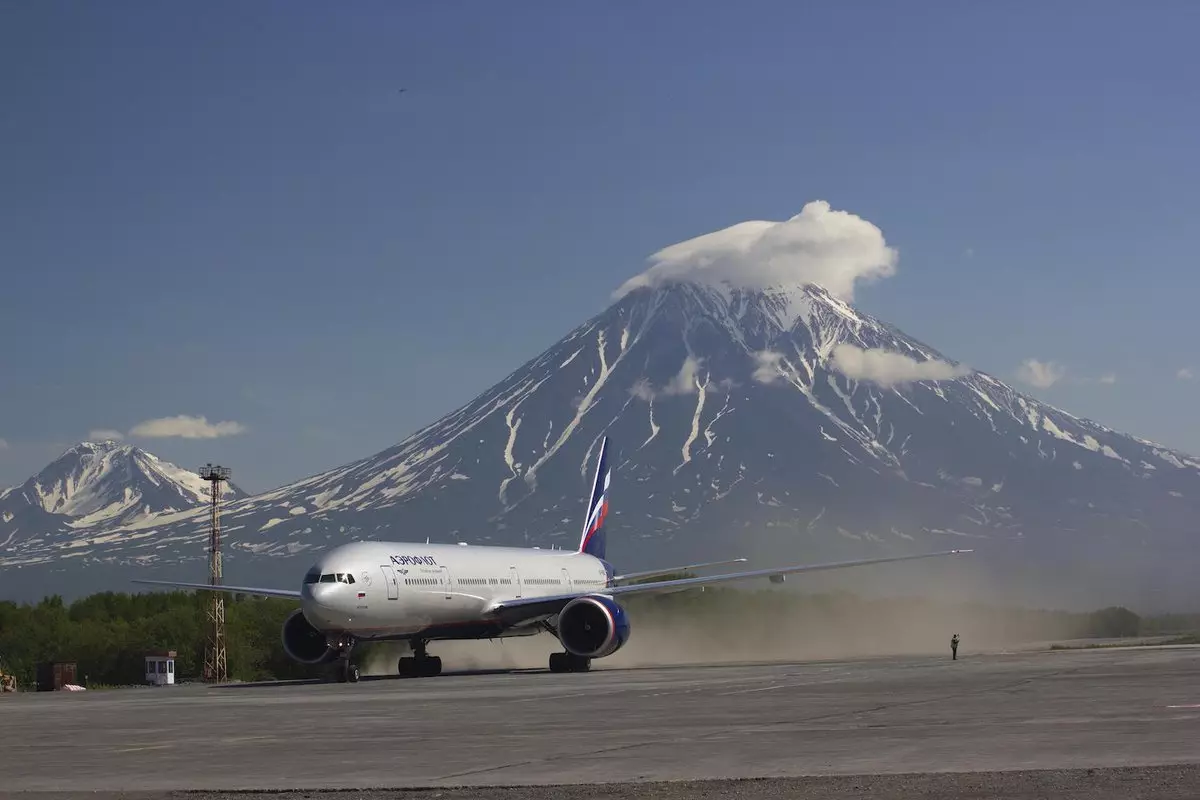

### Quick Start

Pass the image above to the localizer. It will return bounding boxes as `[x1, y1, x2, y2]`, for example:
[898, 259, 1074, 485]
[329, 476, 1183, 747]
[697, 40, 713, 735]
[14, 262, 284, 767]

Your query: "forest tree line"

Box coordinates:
[0, 584, 1187, 689]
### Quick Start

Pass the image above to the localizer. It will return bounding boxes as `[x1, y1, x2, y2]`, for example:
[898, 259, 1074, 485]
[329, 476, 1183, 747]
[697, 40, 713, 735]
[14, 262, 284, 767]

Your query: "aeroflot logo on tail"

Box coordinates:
[390, 555, 438, 566]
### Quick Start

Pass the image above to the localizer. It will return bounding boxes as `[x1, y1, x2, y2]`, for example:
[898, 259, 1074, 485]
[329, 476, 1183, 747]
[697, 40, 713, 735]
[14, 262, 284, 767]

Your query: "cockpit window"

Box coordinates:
[308, 571, 356, 585]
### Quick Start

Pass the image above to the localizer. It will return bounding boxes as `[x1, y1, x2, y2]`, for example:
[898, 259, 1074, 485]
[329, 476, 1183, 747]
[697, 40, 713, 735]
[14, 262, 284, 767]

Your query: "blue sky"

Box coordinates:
[1, 1, 1197, 492]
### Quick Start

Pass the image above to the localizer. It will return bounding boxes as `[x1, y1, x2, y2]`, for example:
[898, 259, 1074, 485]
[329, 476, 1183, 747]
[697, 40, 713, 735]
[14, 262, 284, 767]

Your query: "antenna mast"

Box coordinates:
[198, 463, 231, 682]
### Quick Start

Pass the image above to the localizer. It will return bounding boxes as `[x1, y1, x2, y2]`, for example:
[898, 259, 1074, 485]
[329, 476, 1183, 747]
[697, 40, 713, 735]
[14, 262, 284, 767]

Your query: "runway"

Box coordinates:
[4, 646, 1200, 797]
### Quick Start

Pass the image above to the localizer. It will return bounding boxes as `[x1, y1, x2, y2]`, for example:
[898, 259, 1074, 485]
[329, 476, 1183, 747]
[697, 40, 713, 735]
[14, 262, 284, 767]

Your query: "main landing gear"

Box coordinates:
[336, 657, 360, 683]
[398, 639, 442, 678]
[548, 652, 591, 673]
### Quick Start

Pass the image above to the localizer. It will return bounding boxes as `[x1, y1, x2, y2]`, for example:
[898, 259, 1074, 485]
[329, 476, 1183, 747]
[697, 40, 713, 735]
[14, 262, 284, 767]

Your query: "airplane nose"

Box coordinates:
[309, 583, 336, 603]
[302, 583, 349, 628]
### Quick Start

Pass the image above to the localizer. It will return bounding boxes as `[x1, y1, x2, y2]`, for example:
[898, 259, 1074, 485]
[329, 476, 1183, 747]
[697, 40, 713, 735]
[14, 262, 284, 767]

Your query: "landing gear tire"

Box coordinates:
[549, 652, 591, 673]
[397, 655, 442, 678]
[334, 658, 359, 684]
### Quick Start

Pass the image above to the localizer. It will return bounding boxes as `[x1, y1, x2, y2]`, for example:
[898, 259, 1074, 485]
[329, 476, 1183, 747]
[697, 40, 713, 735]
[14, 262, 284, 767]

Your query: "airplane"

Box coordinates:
[134, 436, 972, 683]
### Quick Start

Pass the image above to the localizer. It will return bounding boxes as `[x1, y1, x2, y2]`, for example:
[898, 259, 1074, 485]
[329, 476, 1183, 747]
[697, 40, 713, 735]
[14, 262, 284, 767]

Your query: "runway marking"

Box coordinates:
[715, 676, 858, 696]
[640, 686, 719, 698]
[630, 672, 822, 698]
[1166, 704, 1200, 709]
[111, 744, 173, 753]
[511, 691, 594, 703]
[716, 682, 813, 696]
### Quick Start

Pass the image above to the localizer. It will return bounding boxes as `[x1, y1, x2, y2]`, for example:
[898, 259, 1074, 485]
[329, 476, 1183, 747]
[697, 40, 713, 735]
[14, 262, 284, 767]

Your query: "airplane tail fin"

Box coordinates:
[577, 436, 611, 560]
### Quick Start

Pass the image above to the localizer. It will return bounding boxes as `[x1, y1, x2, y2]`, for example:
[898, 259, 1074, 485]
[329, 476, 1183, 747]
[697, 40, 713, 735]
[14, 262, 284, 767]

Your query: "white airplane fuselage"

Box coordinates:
[300, 540, 610, 640]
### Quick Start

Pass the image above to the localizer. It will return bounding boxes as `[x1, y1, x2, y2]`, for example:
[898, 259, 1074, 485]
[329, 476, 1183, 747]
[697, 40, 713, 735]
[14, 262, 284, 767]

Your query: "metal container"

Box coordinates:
[36, 661, 77, 691]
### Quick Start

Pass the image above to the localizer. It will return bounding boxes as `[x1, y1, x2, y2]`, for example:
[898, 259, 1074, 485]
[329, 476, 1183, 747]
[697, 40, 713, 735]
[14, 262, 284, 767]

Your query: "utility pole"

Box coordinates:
[198, 463, 231, 683]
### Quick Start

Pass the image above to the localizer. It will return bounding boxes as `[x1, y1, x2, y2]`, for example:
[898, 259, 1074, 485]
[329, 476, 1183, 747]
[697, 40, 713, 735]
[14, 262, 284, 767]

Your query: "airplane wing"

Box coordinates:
[132, 579, 302, 600]
[486, 549, 972, 627]
[611, 558, 747, 584]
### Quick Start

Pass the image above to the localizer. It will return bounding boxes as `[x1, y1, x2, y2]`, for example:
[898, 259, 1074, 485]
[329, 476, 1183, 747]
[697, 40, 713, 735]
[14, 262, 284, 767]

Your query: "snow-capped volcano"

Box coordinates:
[0, 440, 247, 552]
[246, 277, 1195, 556]
[3, 276, 1197, 608]
[2, 200, 1198, 606]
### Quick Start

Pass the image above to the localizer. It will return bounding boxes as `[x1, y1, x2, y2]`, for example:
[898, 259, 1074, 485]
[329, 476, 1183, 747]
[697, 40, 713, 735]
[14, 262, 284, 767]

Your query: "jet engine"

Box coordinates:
[557, 594, 630, 658]
[280, 608, 341, 665]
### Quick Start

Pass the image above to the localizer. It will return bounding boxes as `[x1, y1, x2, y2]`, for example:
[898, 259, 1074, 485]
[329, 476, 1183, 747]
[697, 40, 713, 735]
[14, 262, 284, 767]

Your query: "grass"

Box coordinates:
[1049, 633, 1200, 650]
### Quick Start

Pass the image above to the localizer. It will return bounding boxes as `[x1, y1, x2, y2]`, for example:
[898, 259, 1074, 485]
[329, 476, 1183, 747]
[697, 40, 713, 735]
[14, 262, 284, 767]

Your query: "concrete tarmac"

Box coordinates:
[4, 646, 1200, 796]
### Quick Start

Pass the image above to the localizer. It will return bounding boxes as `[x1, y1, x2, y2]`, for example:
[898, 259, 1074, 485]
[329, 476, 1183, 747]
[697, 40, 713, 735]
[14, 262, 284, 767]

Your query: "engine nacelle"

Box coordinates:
[558, 594, 630, 659]
[281, 608, 340, 665]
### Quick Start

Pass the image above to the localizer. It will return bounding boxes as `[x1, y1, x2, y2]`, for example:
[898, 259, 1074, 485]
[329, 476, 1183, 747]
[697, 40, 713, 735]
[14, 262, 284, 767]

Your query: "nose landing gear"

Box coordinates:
[327, 635, 359, 683]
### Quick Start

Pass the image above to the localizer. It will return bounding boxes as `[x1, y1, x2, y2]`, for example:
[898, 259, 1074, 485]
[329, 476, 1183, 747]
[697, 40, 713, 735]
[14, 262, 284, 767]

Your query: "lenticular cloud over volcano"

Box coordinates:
[613, 200, 899, 301]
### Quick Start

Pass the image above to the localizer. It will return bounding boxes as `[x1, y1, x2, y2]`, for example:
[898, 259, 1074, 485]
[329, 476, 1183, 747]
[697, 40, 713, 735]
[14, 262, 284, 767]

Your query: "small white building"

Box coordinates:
[144, 650, 177, 686]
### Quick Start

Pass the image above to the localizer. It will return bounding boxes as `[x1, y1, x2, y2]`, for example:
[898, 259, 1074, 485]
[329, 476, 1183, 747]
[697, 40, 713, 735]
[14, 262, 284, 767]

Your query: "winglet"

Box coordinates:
[577, 436, 611, 560]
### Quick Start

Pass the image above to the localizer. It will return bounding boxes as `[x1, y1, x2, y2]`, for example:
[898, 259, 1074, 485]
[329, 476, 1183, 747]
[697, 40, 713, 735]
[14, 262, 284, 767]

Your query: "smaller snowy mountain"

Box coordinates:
[0, 440, 247, 552]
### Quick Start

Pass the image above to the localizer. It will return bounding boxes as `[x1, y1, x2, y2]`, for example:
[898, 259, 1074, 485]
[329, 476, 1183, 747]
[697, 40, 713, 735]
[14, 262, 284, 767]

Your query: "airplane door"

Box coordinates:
[440, 565, 452, 600]
[380, 565, 399, 600]
[561, 567, 572, 591]
[510, 566, 522, 598]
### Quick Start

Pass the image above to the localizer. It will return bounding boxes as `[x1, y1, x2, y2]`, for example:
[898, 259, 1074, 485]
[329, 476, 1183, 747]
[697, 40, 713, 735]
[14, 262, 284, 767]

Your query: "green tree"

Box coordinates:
[1086, 606, 1142, 638]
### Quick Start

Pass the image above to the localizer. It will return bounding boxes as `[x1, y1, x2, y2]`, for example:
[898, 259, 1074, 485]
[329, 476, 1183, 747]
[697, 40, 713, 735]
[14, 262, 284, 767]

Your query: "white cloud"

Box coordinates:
[613, 200, 898, 302]
[829, 344, 970, 388]
[0, 438, 8, 451]
[630, 357, 706, 401]
[87, 429, 125, 442]
[663, 357, 703, 395]
[1015, 359, 1065, 389]
[1099, 373, 1117, 385]
[629, 378, 656, 401]
[752, 350, 787, 384]
[1178, 367, 1195, 382]
[129, 415, 247, 439]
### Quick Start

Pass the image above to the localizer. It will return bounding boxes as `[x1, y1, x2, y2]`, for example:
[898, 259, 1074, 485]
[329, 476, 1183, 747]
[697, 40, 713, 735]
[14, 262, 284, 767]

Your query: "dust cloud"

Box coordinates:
[357, 636, 552, 676]
[601, 596, 1067, 669]
[355, 584, 1086, 676]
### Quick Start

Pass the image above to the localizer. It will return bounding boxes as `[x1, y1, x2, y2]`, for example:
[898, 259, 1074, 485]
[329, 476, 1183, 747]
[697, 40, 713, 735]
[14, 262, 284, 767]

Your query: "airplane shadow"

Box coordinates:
[214, 666, 545, 689]
[212, 659, 893, 690]
[208, 654, 947, 691]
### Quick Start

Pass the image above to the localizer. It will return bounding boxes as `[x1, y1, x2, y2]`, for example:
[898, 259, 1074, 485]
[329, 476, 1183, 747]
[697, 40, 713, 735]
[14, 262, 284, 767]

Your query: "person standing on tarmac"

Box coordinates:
[951, 633, 960, 660]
